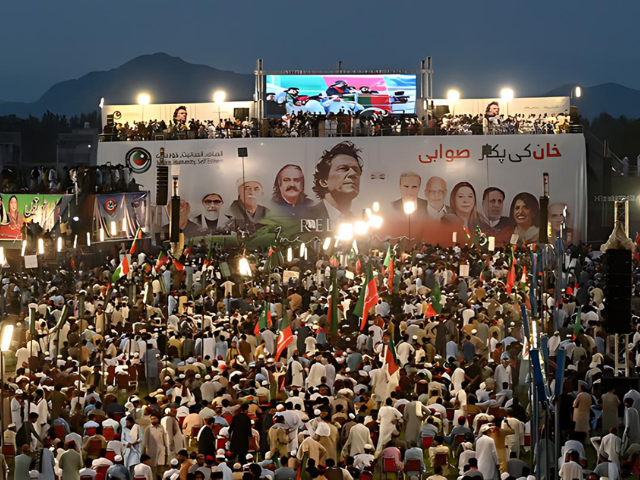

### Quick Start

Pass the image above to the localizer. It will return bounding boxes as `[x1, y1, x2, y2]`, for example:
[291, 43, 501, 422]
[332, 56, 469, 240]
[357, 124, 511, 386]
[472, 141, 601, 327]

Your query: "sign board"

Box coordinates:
[25, 255, 38, 269]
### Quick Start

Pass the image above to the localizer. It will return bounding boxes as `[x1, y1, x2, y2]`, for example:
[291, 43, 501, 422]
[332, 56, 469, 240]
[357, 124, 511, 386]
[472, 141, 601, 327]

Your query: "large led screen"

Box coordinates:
[265, 74, 417, 117]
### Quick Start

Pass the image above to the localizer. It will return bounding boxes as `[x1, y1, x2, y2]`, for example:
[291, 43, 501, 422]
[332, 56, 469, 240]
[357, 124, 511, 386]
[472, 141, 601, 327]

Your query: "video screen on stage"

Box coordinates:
[265, 74, 417, 117]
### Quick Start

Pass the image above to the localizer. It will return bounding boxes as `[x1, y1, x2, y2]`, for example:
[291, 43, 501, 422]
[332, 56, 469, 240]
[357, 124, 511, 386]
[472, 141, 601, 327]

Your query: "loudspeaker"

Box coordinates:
[170, 197, 181, 243]
[156, 166, 169, 206]
[604, 249, 632, 334]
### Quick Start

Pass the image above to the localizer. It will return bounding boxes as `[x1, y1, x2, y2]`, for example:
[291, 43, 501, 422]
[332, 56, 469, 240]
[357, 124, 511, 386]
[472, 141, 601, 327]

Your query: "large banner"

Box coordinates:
[432, 96, 570, 117]
[100, 135, 587, 245]
[0, 194, 70, 242]
[265, 74, 417, 117]
[93, 193, 149, 241]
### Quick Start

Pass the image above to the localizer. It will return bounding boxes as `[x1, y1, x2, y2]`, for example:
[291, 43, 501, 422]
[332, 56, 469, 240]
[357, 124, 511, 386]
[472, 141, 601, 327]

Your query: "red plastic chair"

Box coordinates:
[54, 424, 66, 440]
[86, 438, 103, 457]
[1, 444, 14, 457]
[434, 452, 448, 468]
[86, 426, 97, 436]
[216, 437, 227, 450]
[405, 459, 422, 476]
[421, 436, 433, 449]
[222, 413, 233, 425]
[360, 472, 373, 480]
[382, 456, 400, 479]
[524, 434, 531, 447]
[96, 465, 109, 478]
[103, 427, 116, 441]
[105, 449, 116, 462]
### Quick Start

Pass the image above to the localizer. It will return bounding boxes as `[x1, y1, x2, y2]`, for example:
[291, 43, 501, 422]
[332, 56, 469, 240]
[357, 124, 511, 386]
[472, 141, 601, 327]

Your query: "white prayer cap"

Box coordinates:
[171, 459, 179, 466]
[364, 444, 373, 451]
[314, 409, 321, 416]
[29, 471, 39, 479]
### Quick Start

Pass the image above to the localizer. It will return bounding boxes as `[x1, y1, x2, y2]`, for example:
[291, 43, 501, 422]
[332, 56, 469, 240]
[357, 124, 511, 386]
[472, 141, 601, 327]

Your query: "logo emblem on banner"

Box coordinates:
[126, 147, 152, 174]
[104, 198, 118, 215]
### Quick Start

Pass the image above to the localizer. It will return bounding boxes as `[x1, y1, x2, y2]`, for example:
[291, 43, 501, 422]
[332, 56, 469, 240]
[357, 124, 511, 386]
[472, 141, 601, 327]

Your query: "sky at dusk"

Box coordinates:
[1, 0, 638, 102]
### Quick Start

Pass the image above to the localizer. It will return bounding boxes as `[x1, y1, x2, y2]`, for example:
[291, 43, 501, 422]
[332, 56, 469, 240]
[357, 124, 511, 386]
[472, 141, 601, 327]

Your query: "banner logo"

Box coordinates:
[104, 198, 118, 215]
[126, 147, 152, 174]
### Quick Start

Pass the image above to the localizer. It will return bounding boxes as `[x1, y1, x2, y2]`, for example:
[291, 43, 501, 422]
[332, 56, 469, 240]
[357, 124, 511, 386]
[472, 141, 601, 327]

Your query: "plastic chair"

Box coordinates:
[382, 456, 401, 480]
[86, 426, 97, 436]
[523, 434, 531, 447]
[81, 476, 93, 480]
[360, 472, 373, 480]
[86, 438, 103, 457]
[103, 427, 116, 441]
[2, 444, 14, 457]
[405, 459, 422, 478]
[433, 452, 448, 468]
[96, 465, 109, 478]
[421, 436, 433, 449]
[222, 413, 233, 425]
[54, 424, 66, 440]
[105, 449, 116, 462]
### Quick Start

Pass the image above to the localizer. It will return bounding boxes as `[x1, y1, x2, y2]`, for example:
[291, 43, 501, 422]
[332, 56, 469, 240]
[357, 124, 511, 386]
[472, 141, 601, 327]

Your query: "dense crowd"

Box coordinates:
[438, 113, 574, 136]
[100, 110, 576, 143]
[0, 237, 635, 480]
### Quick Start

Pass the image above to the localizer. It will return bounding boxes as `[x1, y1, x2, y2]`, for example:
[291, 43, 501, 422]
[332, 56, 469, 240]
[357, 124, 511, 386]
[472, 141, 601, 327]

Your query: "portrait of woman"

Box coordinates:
[0, 195, 9, 225]
[7, 195, 24, 231]
[508, 192, 540, 244]
[442, 182, 492, 235]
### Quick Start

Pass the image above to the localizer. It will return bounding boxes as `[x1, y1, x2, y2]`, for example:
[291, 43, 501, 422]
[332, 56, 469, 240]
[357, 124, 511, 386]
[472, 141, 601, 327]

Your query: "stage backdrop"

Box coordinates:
[0, 193, 71, 243]
[98, 135, 587, 245]
[93, 193, 150, 242]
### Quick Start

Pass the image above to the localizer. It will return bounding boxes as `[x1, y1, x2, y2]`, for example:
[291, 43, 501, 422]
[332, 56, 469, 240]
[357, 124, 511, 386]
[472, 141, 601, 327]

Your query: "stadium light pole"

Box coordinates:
[446, 89, 461, 116]
[213, 91, 226, 124]
[500, 88, 514, 117]
[137, 93, 151, 122]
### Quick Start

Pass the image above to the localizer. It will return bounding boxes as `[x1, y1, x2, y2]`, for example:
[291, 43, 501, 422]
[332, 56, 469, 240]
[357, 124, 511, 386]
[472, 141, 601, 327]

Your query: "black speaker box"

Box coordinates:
[156, 166, 169, 206]
[604, 249, 632, 334]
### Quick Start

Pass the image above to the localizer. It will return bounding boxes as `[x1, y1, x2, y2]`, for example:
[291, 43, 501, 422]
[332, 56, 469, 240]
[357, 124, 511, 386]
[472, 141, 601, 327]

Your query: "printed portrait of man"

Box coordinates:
[422, 176, 453, 219]
[165, 198, 201, 237]
[226, 177, 270, 231]
[549, 202, 576, 241]
[173, 106, 187, 124]
[192, 193, 224, 233]
[271, 164, 313, 215]
[304, 141, 363, 232]
[391, 172, 427, 214]
[482, 187, 515, 231]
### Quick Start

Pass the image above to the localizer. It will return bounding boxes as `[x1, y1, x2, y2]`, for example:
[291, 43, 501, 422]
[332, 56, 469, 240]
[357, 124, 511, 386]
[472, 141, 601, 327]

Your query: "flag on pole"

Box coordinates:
[328, 270, 339, 337]
[424, 303, 438, 318]
[529, 251, 538, 318]
[172, 256, 185, 271]
[385, 326, 399, 375]
[462, 226, 471, 242]
[387, 257, 395, 293]
[129, 227, 143, 255]
[254, 301, 271, 335]
[474, 225, 487, 247]
[382, 245, 392, 274]
[203, 240, 214, 270]
[155, 251, 169, 272]
[104, 283, 114, 302]
[506, 246, 516, 294]
[275, 315, 293, 361]
[359, 262, 379, 331]
[573, 306, 582, 339]
[112, 255, 130, 282]
[296, 452, 309, 480]
[430, 281, 442, 314]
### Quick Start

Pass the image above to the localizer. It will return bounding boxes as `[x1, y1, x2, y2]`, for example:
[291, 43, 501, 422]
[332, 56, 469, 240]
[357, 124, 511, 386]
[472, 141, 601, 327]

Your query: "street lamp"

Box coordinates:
[213, 91, 226, 124]
[572, 85, 582, 99]
[137, 93, 151, 122]
[447, 89, 461, 115]
[500, 88, 514, 116]
[338, 223, 354, 242]
[238, 256, 252, 277]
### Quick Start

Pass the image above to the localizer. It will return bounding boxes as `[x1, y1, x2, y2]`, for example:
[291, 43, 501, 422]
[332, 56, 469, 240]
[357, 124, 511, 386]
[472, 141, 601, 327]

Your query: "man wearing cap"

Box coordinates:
[11, 389, 28, 430]
[475, 425, 499, 480]
[122, 416, 142, 470]
[227, 177, 270, 231]
[193, 193, 225, 234]
[105, 455, 129, 480]
[142, 413, 167, 480]
[134, 454, 154, 480]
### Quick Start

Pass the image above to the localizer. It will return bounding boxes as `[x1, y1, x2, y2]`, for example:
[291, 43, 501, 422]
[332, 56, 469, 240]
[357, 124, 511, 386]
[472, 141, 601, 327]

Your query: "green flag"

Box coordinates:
[431, 281, 442, 314]
[255, 301, 271, 334]
[573, 306, 582, 339]
[383, 245, 392, 268]
[296, 451, 309, 480]
[329, 271, 339, 337]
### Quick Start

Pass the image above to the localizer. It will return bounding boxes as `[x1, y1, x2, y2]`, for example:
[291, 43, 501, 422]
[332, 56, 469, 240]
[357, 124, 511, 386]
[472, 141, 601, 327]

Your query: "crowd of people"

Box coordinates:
[100, 110, 576, 142]
[0, 164, 141, 195]
[0, 237, 635, 480]
[438, 112, 574, 136]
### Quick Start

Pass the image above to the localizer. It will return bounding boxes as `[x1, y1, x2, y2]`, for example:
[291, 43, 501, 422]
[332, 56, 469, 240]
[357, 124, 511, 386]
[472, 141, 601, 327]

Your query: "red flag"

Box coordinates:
[387, 257, 394, 292]
[172, 258, 185, 271]
[520, 266, 528, 284]
[385, 337, 399, 375]
[70, 257, 76, 271]
[360, 263, 379, 331]
[268, 246, 274, 257]
[356, 259, 362, 275]
[506, 263, 516, 294]
[275, 316, 293, 361]
[129, 227, 143, 255]
[424, 303, 438, 318]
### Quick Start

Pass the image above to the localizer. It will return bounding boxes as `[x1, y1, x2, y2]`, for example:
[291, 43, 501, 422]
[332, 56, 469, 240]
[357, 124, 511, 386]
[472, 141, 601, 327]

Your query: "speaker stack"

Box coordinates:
[156, 166, 169, 206]
[603, 249, 632, 334]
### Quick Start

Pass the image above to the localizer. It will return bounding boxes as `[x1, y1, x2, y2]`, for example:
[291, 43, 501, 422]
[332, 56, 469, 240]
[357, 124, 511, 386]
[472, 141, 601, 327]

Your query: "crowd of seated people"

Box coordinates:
[101, 110, 575, 141]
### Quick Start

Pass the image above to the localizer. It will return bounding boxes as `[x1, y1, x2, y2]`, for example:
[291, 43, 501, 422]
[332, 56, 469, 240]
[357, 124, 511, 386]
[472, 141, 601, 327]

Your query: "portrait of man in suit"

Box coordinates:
[482, 187, 515, 231]
[391, 171, 428, 213]
[304, 141, 363, 232]
[423, 176, 453, 219]
[271, 164, 314, 215]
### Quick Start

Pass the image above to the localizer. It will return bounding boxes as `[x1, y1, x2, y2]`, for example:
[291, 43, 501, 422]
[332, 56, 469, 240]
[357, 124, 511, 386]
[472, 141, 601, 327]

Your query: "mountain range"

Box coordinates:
[0, 53, 638, 120]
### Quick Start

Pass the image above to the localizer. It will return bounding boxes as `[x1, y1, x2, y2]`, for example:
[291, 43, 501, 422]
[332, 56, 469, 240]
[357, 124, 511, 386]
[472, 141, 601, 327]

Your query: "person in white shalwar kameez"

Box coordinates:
[591, 429, 622, 468]
[503, 416, 525, 458]
[306, 362, 326, 389]
[476, 427, 500, 480]
[341, 422, 372, 457]
[122, 417, 142, 469]
[376, 400, 403, 451]
[624, 399, 640, 444]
